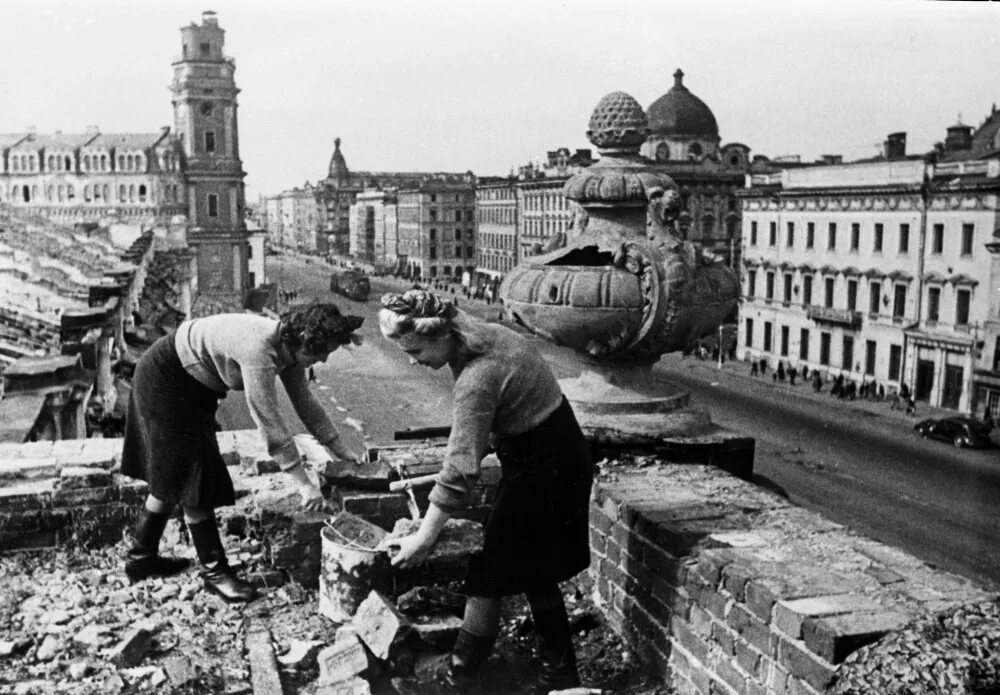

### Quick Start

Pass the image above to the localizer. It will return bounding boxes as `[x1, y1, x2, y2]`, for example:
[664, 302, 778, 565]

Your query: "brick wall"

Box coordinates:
[588, 465, 993, 694]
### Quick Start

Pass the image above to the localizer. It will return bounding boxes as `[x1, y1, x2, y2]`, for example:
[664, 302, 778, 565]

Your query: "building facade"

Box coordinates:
[739, 151, 1000, 415]
[0, 12, 249, 301]
[396, 184, 476, 280]
[348, 189, 398, 267]
[475, 179, 518, 280]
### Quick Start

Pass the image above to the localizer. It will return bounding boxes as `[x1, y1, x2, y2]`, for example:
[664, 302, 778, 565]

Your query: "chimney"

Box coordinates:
[202, 10, 219, 26]
[25, 125, 36, 137]
[884, 132, 907, 160]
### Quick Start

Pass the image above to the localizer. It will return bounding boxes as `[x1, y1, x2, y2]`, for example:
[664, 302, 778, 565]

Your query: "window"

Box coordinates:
[961, 224, 974, 255]
[763, 322, 772, 352]
[874, 223, 884, 252]
[745, 318, 754, 347]
[429, 247, 437, 260]
[200, 42, 211, 56]
[824, 277, 835, 308]
[932, 224, 944, 254]
[783, 274, 793, 303]
[786, 221, 795, 247]
[893, 284, 907, 318]
[850, 223, 860, 251]
[993, 337, 1000, 372]
[927, 287, 940, 321]
[769, 221, 777, 246]
[466, 246, 473, 258]
[747, 270, 756, 297]
[956, 289, 971, 325]
[750, 221, 758, 246]
[865, 340, 877, 376]
[207, 193, 219, 217]
[869, 281, 881, 315]
[828, 222, 837, 250]
[466, 210, 474, 222]
[807, 222, 815, 249]
[454, 229, 462, 241]
[205, 131, 216, 154]
[429, 209, 437, 222]
[847, 280, 857, 311]
[430, 194, 437, 203]
[888, 344, 902, 381]
[820, 332, 831, 366]
[842, 336, 854, 371]
[247, 245, 253, 259]
[780, 325, 790, 357]
[803, 275, 813, 305]
[899, 223, 910, 253]
[766, 272, 775, 300]
[429, 229, 437, 241]
[799, 329, 810, 360]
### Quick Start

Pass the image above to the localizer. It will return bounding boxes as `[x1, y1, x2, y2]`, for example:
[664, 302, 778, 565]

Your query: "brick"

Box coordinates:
[727, 603, 773, 656]
[108, 626, 152, 668]
[735, 641, 762, 676]
[775, 637, 836, 691]
[589, 505, 614, 535]
[761, 659, 791, 695]
[589, 527, 607, 555]
[711, 620, 737, 655]
[55, 452, 115, 470]
[0, 479, 55, 511]
[59, 466, 112, 489]
[716, 659, 748, 694]
[641, 541, 682, 580]
[17, 441, 54, 458]
[80, 437, 122, 462]
[601, 495, 620, 522]
[688, 604, 713, 638]
[773, 594, 881, 639]
[605, 537, 622, 565]
[801, 610, 909, 664]
[787, 677, 824, 695]
[52, 485, 117, 507]
[317, 634, 369, 684]
[313, 677, 370, 695]
[696, 586, 732, 621]
[611, 520, 630, 547]
[693, 549, 735, 586]
[671, 619, 710, 663]
[655, 519, 717, 557]
[352, 590, 409, 660]
[0, 457, 58, 480]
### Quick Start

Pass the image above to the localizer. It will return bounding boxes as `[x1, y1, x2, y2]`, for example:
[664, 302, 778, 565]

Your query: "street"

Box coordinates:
[220, 255, 1000, 590]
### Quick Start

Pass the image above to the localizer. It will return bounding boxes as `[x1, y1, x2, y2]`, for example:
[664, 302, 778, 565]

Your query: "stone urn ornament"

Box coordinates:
[500, 91, 741, 445]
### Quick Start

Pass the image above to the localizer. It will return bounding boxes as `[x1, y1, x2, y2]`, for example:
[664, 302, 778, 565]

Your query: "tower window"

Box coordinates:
[205, 131, 216, 154]
[200, 42, 211, 57]
[208, 193, 219, 217]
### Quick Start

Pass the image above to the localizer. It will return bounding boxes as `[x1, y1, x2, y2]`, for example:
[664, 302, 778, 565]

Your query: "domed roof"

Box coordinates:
[647, 69, 719, 138]
[328, 137, 349, 181]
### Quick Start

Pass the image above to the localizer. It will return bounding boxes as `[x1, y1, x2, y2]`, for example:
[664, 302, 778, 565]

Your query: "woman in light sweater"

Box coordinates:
[379, 290, 593, 693]
[121, 302, 363, 602]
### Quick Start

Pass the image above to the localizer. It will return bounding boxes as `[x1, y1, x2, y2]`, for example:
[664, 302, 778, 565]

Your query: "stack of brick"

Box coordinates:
[588, 464, 994, 695]
[0, 437, 142, 549]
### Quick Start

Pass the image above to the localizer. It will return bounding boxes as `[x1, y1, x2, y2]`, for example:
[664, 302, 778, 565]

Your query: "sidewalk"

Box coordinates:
[667, 352, 960, 428]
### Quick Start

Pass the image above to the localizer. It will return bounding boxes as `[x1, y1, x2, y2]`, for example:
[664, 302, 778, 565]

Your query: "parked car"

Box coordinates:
[913, 416, 993, 449]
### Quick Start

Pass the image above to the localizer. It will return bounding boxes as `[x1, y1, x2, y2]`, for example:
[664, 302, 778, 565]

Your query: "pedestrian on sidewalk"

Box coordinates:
[379, 289, 592, 693]
[750, 360, 759, 377]
[811, 370, 822, 392]
[776, 361, 786, 382]
[120, 303, 364, 601]
[759, 358, 768, 376]
[789, 369, 797, 386]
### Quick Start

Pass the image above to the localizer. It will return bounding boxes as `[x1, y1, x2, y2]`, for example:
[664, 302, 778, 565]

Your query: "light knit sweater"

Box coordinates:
[174, 314, 341, 469]
[430, 323, 564, 513]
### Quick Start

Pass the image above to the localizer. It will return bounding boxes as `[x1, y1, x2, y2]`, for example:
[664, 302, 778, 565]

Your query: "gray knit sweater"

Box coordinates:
[174, 314, 341, 469]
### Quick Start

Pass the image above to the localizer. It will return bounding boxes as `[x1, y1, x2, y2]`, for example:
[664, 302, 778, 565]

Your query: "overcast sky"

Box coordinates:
[1, 0, 999, 200]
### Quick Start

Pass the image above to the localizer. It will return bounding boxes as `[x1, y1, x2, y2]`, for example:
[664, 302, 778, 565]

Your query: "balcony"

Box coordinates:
[806, 305, 862, 328]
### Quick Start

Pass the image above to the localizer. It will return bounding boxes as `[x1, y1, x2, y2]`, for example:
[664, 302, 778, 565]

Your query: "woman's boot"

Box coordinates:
[124, 508, 191, 583]
[444, 628, 496, 691]
[530, 604, 580, 694]
[187, 518, 255, 603]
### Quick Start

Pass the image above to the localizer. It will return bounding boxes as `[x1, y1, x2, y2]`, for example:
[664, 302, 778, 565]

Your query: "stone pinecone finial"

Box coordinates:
[586, 91, 649, 151]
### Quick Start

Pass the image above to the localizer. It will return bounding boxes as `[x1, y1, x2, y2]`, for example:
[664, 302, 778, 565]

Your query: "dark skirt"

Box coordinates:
[121, 334, 235, 509]
[464, 397, 593, 597]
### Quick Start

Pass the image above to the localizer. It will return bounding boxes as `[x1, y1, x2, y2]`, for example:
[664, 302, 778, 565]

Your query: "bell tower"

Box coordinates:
[171, 10, 248, 298]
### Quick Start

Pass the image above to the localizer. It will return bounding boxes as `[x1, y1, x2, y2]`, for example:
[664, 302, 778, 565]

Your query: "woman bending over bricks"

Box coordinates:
[379, 289, 594, 694]
[121, 303, 363, 602]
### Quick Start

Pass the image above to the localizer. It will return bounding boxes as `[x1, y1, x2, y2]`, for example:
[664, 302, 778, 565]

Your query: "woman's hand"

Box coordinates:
[327, 438, 362, 465]
[299, 482, 340, 513]
[381, 532, 436, 569]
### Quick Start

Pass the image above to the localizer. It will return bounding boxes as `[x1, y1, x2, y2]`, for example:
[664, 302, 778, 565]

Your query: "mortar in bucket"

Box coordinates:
[319, 511, 393, 623]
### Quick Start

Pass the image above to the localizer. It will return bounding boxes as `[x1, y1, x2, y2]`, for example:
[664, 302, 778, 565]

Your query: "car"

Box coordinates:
[914, 416, 993, 449]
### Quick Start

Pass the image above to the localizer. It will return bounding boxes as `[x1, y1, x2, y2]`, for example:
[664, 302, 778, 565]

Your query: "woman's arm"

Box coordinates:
[384, 503, 452, 569]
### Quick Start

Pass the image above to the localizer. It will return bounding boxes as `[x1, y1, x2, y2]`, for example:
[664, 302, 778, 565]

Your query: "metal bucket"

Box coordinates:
[318, 512, 392, 623]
